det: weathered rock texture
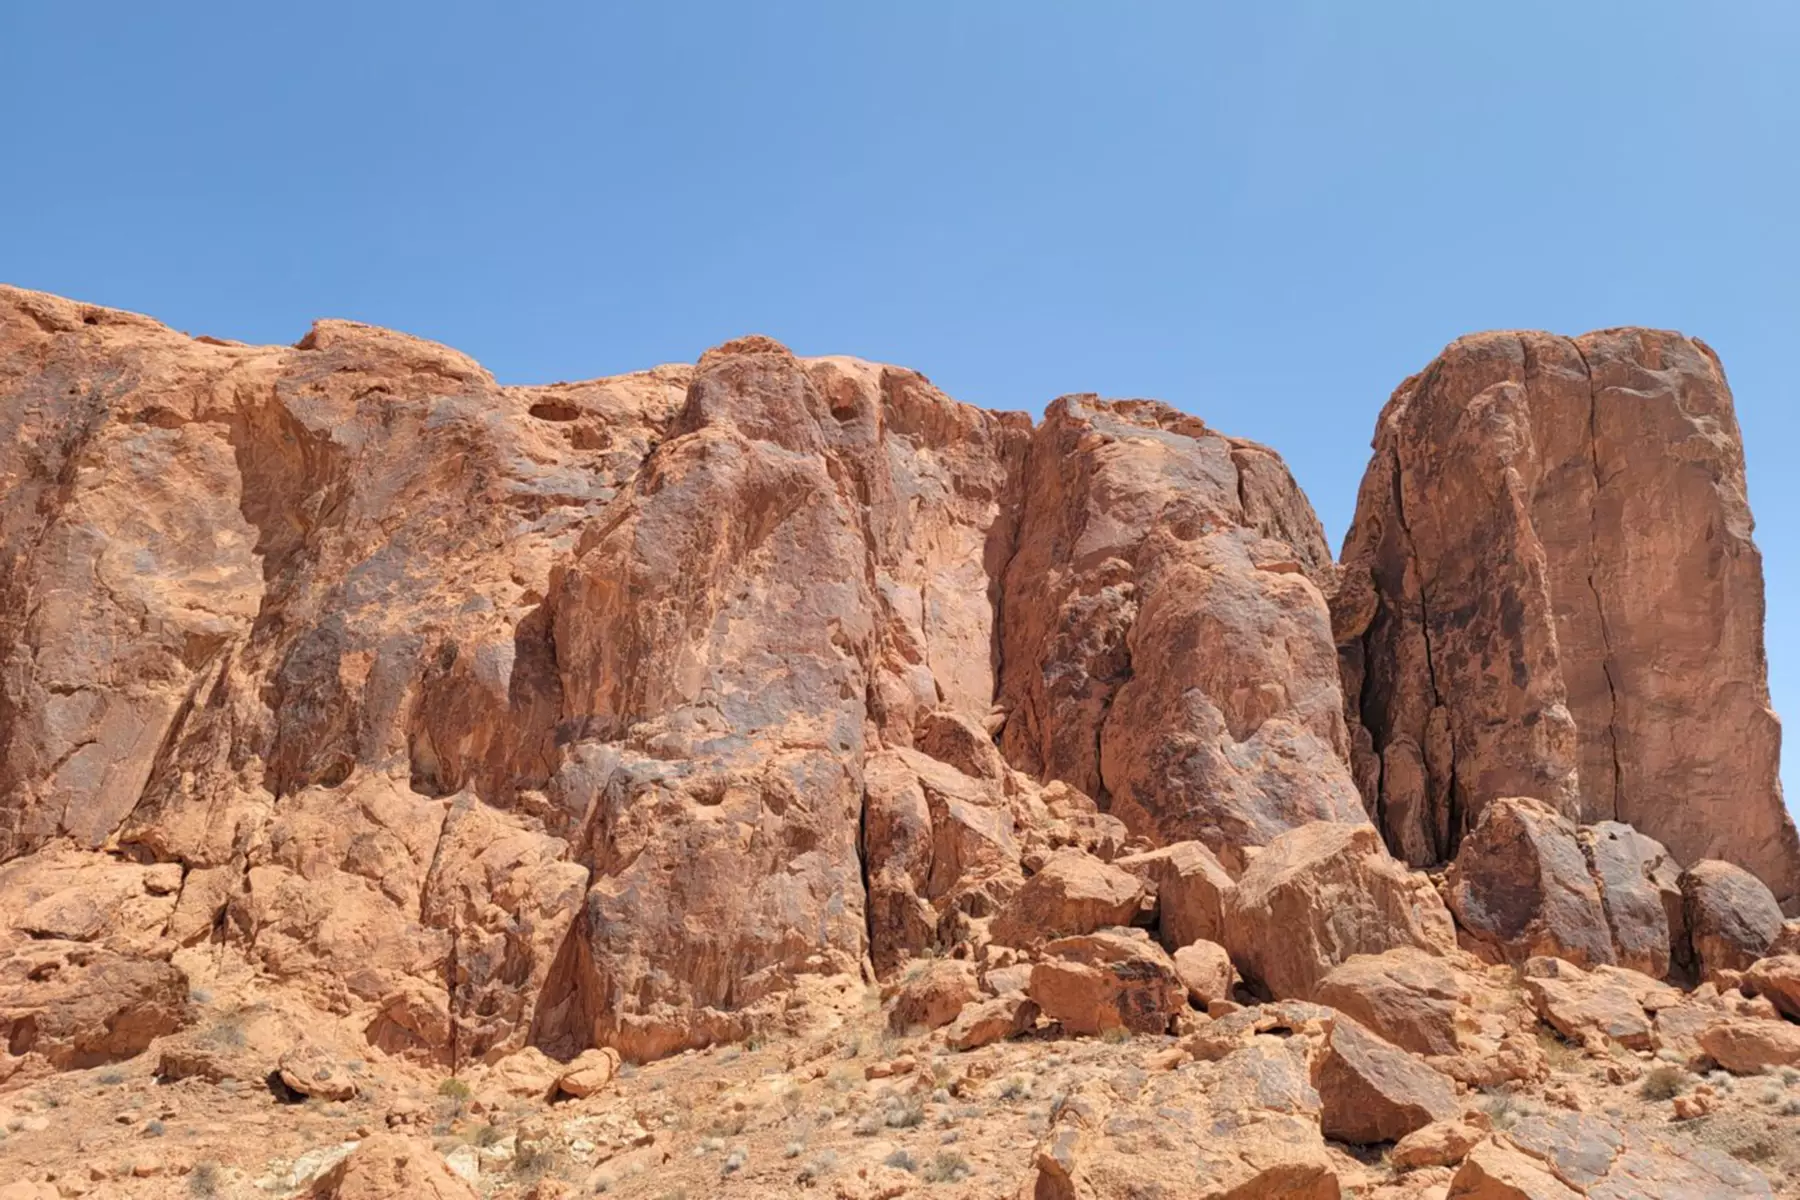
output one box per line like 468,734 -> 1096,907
0,287 -> 1356,1074
2,291 -> 1797,1199
1334,329 -> 1800,910
996,394 -> 1366,857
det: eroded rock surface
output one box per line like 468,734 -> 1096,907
0,287 -> 1365,1076
996,394 -> 1364,861
0,292 -> 1795,1200
1334,329 -> 1799,911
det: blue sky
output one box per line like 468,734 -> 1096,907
4,3 -> 1797,811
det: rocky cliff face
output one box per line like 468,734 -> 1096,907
4,288 -> 1800,1199
1332,329 -> 1799,909
0,286 -> 1359,1071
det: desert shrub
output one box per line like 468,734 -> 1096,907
923,1150 -> 972,1183
886,1097 -> 925,1128
1640,1065 -> 1689,1101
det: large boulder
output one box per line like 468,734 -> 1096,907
1519,957 -> 1678,1052
1172,941 -> 1237,1008
1028,928 -> 1188,1036
1312,1015 -> 1458,1145
1446,797 -> 1615,969
1576,820 -> 1684,978
0,941 -> 187,1072
1222,821 -> 1457,999
1699,1017 -> 1800,1075
308,1134 -> 478,1200
1449,1113 -> 1772,1198
885,959 -> 981,1032
1681,859 -> 1785,977
945,994 -> 1039,1051
1115,840 -> 1236,950
1313,947 -> 1469,1058
1030,1046 -> 1342,1199
1743,954 -> 1800,1021
1333,328 -> 1800,913
989,848 -> 1146,948
279,1045 -> 359,1101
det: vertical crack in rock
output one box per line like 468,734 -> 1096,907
1569,337 -> 1625,822
1387,438 -> 1456,858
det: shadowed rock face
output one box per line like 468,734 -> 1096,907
0,287 -> 1351,1065
1334,329 -> 1800,909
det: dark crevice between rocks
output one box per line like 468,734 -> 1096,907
1568,338 -> 1626,823
856,763 -> 879,982
529,904 -> 604,1063
1386,439 -> 1459,860
984,423 -> 1035,746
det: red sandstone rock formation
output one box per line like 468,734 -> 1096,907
0,286 -> 1356,1073
4,289 -> 1798,1198
1334,329 -> 1800,911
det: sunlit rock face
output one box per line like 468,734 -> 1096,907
1333,329 -> 1799,910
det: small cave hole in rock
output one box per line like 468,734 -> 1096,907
529,400 -> 581,422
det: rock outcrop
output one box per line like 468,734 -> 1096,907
1334,329 -> 1800,911
0,286 -> 1367,1076
0,291 -> 1796,1199
996,394 -> 1366,860
1451,1113 -> 1771,1199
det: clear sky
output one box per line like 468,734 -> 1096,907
5,3 -> 1797,811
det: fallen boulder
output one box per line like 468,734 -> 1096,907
1681,860 -> 1784,977
1312,1015 -> 1458,1144
1313,947 -> 1468,1058
1222,821 -> 1456,999
989,849 -> 1145,948
1445,797 -> 1614,969
1029,928 -> 1187,1036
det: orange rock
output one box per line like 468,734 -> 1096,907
0,940 -> 187,1070
988,849 -> 1145,948
996,395 -> 1362,863
1451,1113 -> 1771,1198
885,959 -> 980,1032
1313,947 -> 1469,1058
1222,822 -> 1457,1000
1445,798 -> 1615,969
309,1133 -> 479,1199
1114,840 -> 1236,950
1335,330 -> 1799,913
1391,1120 -> 1484,1170
1028,929 -> 1186,1036
1171,941 -> 1236,1008
278,1045 -> 358,1101
944,994 -> 1038,1051
1312,1016 -> 1458,1145
1698,1016 -> 1800,1074
1681,860 -> 1785,977
1742,954 -> 1800,1020
553,1046 -> 621,1098
1520,958 -> 1677,1052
